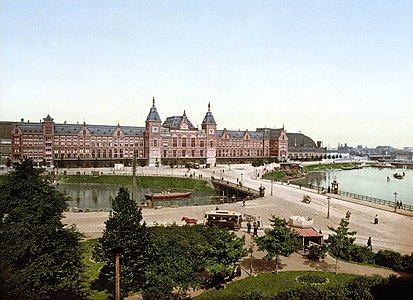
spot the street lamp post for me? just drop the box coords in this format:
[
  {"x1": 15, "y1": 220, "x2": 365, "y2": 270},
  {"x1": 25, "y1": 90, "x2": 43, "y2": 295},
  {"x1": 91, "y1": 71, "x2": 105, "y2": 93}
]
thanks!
[
  {"x1": 249, "y1": 241, "x2": 254, "y2": 276},
  {"x1": 271, "y1": 180, "x2": 273, "y2": 196},
  {"x1": 394, "y1": 192, "x2": 398, "y2": 212},
  {"x1": 327, "y1": 196, "x2": 331, "y2": 219}
]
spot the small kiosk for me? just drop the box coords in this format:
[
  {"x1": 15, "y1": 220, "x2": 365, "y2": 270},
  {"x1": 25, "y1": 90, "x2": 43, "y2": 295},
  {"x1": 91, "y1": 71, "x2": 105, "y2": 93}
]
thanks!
[{"x1": 331, "y1": 179, "x2": 339, "y2": 194}]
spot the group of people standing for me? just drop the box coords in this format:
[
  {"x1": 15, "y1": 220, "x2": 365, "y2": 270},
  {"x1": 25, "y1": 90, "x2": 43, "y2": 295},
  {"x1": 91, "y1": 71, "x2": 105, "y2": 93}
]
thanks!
[
  {"x1": 396, "y1": 201, "x2": 404, "y2": 209},
  {"x1": 246, "y1": 216, "x2": 262, "y2": 237}
]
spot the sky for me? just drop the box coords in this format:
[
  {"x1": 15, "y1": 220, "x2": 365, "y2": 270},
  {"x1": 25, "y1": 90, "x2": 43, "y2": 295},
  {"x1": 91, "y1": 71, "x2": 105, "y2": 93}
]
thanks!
[{"x1": 1, "y1": 0, "x2": 412, "y2": 149}]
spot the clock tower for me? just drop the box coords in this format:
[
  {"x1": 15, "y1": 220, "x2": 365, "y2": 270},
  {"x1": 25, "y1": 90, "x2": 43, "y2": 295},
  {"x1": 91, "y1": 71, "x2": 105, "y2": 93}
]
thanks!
[
  {"x1": 201, "y1": 103, "x2": 217, "y2": 165},
  {"x1": 145, "y1": 97, "x2": 162, "y2": 166}
]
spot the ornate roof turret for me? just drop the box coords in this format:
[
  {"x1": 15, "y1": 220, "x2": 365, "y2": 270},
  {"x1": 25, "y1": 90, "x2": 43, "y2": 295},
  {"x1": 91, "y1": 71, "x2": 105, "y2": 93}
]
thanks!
[
  {"x1": 202, "y1": 102, "x2": 216, "y2": 125},
  {"x1": 146, "y1": 97, "x2": 161, "y2": 122},
  {"x1": 43, "y1": 114, "x2": 54, "y2": 122}
]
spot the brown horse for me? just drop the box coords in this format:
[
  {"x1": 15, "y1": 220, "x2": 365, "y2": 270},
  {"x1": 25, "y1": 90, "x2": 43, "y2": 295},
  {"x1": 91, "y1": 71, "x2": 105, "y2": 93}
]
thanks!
[{"x1": 182, "y1": 217, "x2": 198, "y2": 225}]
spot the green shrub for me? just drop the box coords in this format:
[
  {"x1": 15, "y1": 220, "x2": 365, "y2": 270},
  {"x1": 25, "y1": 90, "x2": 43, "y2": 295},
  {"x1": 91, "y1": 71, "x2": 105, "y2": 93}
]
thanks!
[
  {"x1": 242, "y1": 291, "x2": 264, "y2": 300},
  {"x1": 372, "y1": 275, "x2": 413, "y2": 300},
  {"x1": 307, "y1": 244, "x2": 327, "y2": 261},
  {"x1": 345, "y1": 275, "x2": 382, "y2": 300},
  {"x1": 374, "y1": 250, "x2": 413, "y2": 272},
  {"x1": 348, "y1": 245, "x2": 375, "y2": 264},
  {"x1": 375, "y1": 250, "x2": 402, "y2": 269}
]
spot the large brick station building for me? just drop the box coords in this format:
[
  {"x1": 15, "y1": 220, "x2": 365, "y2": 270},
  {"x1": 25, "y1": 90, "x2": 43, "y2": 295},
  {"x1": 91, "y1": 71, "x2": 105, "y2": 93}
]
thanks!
[{"x1": 10, "y1": 99, "x2": 324, "y2": 167}]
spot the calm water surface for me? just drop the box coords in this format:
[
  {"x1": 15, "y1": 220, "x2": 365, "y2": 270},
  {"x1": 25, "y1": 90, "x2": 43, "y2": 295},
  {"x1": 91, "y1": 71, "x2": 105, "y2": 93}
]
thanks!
[
  {"x1": 57, "y1": 183, "x2": 221, "y2": 211},
  {"x1": 294, "y1": 167, "x2": 413, "y2": 205}
]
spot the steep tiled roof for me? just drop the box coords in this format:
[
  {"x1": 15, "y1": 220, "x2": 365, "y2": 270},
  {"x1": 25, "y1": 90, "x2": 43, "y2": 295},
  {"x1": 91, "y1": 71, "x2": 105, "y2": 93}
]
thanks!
[
  {"x1": 289, "y1": 226, "x2": 323, "y2": 237},
  {"x1": 19, "y1": 124, "x2": 43, "y2": 134},
  {"x1": 54, "y1": 124, "x2": 145, "y2": 137},
  {"x1": 118, "y1": 126, "x2": 145, "y2": 137},
  {"x1": 163, "y1": 116, "x2": 196, "y2": 129},
  {"x1": 146, "y1": 97, "x2": 161, "y2": 122},
  {"x1": 202, "y1": 103, "x2": 216, "y2": 125},
  {"x1": 43, "y1": 114, "x2": 54, "y2": 122},
  {"x1": 54, "y1": 124, "x2": 82, "y2": 135},
  {"x1": 216, "y1": 130, "x2": 265, "y2": 139}
]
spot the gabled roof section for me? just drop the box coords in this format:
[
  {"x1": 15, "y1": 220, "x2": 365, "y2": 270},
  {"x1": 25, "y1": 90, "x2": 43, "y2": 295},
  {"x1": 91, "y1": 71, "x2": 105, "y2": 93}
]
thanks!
[
  {"x1": 257, "y1": 128, "x2": 283, "y2": 139},
  {"x1": 163, "y1": 115, "x2": 196, "y2": 130},
  {"x1": 146, "y1": 97, "x2": 161, "y2": 122},
  {"x1": 202, "y1": 103, "x2": 216, "y2": 125}
]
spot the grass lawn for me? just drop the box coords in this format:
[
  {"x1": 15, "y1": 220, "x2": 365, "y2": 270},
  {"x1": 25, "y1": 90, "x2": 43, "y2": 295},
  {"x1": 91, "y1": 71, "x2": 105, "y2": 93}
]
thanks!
[
  {"x1": 302, "y1": 162, "x2": 362, "y2": 172},
  {"x1": 194, "y1": 271, "x2": 358, "y2": 300},
  {"x1": 57, "y1": 175, "x2": 215, "y2": 193},
  {"x1": 262, "y1": 171, "x2": 287, "y2": 181}
]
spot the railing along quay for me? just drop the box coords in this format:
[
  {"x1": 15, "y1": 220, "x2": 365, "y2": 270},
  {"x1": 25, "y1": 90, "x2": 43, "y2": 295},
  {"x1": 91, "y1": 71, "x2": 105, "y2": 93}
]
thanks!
[{"x1": 296, "y1": 182, "x2": 413, "y2": 212}]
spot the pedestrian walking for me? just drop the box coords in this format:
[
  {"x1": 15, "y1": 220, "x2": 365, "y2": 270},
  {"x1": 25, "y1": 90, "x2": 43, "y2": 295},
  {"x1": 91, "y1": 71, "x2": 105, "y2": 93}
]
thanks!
[
  {"x1": 367, "y1": 237, "x2": 372, "y2": 250},
  {"x1": 257, "y1": 216, "x2": 262, "y2": 229},
  {"x1": 253, "y1": 221, "x2": 258, "y2": 237},
  {"x1": 374, "y1": 214, "x2": 379, "y2": 224},
  {"x1": 247, "y1": 221, "x2": 251, "y2": 234}
]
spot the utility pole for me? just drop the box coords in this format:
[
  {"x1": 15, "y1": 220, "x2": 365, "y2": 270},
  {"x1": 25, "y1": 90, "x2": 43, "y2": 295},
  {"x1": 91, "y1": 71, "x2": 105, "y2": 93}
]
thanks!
[
  {"x1": 327, "y1": 196, "x2": 331, "y2": 219},
  {"x1": 249, "y1": 240, "x2": 254, "y2": 276},
  {"x1": 113, "y1": 246, "x2": 124, "y2": 300},
  {"x1": 131, "y1": 150, "x2": 137, "y2": 201}
]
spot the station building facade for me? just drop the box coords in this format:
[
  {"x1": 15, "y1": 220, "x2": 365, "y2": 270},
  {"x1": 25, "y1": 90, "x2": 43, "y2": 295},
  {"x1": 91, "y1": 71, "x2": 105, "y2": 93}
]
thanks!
[{"x1": 10, "y1": 99, "x2": 324, "y2": 167}]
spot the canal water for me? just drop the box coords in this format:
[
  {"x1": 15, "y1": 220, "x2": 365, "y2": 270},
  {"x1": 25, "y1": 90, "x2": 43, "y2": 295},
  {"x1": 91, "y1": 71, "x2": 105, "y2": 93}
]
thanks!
[
  {"x1": 56, "y1": 183, "x2": 222, "y2": 211},
  {"x1": 294, "y1": 167, "x2": 413, "y2": 205}
]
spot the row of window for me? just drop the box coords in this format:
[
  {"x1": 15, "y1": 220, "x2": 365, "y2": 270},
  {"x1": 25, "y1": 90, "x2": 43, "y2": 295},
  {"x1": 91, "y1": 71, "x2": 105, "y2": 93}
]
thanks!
[
  {"x1": 162, "y1": 149, "x2": 205, "y2": 158},
  {"x1": 217, "y1": 149, "x2": 264, "y2": 157}
]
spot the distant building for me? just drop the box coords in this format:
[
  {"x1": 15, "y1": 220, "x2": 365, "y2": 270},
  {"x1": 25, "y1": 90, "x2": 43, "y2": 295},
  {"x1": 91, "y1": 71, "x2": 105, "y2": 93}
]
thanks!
[
  {"x1": 0, "y1": 121, "x2": 16, "y2": 166},
  {"x1": 8, "y1": 99, "x2": 324, "y2": 167}
]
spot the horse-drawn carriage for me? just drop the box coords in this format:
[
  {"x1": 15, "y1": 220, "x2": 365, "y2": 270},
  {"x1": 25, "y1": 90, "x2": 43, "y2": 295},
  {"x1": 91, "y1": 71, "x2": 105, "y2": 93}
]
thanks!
[{"x1": 302, "y1": 195, "x2": 311, "y2": 204}]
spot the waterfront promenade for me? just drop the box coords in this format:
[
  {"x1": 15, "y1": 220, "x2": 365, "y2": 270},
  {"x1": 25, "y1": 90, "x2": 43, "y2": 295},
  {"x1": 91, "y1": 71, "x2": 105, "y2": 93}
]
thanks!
[{"x1": 63, "y1": 163, "x2": 413, "y2": 255}]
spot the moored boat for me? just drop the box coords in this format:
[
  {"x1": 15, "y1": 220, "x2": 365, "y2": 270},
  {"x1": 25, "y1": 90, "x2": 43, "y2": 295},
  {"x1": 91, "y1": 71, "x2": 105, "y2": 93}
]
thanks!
[
  {"x1": 144, "y1": 191, "x2": 192, "y2": 200},
  {"x1": 393, "y1": 172, "x2": 405, "y2": 179}
]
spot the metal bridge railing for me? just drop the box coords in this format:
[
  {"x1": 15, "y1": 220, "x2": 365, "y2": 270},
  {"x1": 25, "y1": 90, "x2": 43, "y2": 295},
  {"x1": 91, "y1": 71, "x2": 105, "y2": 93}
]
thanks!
[{"x1": 296, "y1": 182, "x2": 413, "y2": 212}]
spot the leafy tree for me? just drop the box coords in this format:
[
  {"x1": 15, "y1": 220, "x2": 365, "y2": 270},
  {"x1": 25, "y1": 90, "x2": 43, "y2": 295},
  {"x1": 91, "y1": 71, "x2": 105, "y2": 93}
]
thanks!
[
  {"x1": 0, "y1": 160, "x2": 84, "y2": 299},
  {"x1": 143, "y1": 225, "x2": 246, "y2": 299},
  {"x1": 326, "y1": 218, "x2": 357, "y2": 274},
  {"x1": 255, "y1": 216, "x2": 301, "y2": 274},
  {"x1": 93, "y1": 187, "x2": 150, "y2": 298}
]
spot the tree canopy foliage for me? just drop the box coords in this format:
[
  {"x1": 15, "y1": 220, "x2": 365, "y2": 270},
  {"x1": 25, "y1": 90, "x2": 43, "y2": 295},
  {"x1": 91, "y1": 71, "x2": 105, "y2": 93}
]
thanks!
[
  {"x1": 93, "y1": 187, "x2": 151, "y2": 298},
  {"x1": 144, "y1": 225, "x2": 247, "y2": 299},
  {"x1": 93, "y1": 187, "x2": 247, "y2": 299},
  {"x1": 255, "y1": 216, "x2": 301, "y2": 274},
  {"x1": 0, "y1": 160, "x2": 84, "y2": 299},
  {"x1": 326, "y1": 218, "x2": 357, "y2": 273}
]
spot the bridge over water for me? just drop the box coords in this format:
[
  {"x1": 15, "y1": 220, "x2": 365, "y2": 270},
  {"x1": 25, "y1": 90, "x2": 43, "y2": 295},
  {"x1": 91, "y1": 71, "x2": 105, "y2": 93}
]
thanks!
[{"x1": 210, "y1": 178, "x2": 265, "y2": 200}]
